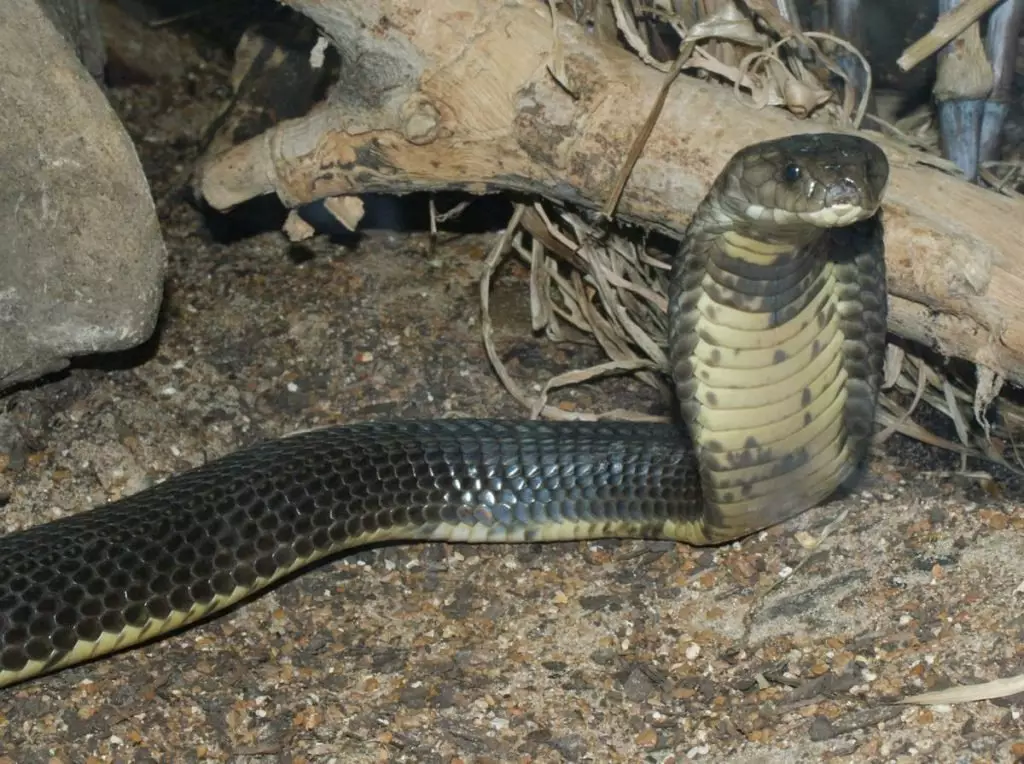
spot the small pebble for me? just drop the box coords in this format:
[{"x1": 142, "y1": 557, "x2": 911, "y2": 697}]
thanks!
[{"x1": 808, "y1": 715, "x2": 836, "y2": 741}]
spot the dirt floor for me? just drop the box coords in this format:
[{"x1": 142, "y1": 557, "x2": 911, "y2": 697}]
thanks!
[{"x1": 2, "y1": 5, "x2": 1024, "y2": 763}]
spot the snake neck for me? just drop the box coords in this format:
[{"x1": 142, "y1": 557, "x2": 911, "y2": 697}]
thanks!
[{"x1": 667, "y1": 210, "x2": 884, "y2": 542}]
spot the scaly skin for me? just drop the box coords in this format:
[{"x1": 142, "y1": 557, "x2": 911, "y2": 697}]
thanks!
[{"x1": 0, "y1": 133, "x2": 889, "y2": 688}]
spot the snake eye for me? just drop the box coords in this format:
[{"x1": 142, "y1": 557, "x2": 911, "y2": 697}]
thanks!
[{"x1": 783, "y1": 163, "x2": 802, "y2": 183}]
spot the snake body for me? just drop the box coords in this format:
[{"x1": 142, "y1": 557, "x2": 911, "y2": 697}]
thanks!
[{"x1": 0, "y1": 133, "x2": 889, "y2": 688}]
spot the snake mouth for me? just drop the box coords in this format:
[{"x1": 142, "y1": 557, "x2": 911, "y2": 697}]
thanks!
[{"x1": 743, "y1": 202, "x2": 872, "y2": 228}]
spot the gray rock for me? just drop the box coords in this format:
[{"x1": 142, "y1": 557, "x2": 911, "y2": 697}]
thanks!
[
  {"x1": 0, "y1": 0, "x2": 165, "y2": 391},
  {"x1": 36, "y1": 0, "x2": 106, "y2": 81}
]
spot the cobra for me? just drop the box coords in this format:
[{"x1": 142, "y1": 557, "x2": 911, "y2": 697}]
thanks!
[{"x1": 0, "y1": 132, "x2": 889, "y2": 688}]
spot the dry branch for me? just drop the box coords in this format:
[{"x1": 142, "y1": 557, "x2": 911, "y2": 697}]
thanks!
[{"x1": 197, "y1": 0, "x2": 1024, "y2": 386}]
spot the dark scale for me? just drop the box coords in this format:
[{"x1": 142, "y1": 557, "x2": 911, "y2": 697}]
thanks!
[{"x1": 0, "y1": 420, "x2": 703, "y2": 675}]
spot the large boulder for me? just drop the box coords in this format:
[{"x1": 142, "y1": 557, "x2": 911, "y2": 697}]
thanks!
[{"x1": 0, "y1": 0, "x2": 165, "y2": 390}]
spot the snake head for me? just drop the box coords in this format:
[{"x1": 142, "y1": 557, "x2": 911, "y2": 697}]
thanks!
[{"x1": 711, "y1": 133, "x2": 889, "y2": 231}]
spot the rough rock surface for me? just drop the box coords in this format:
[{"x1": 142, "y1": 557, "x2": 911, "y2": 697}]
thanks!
[
  {"x1": 37, "y1": 0, "x2": 107, "y2": 81},
  {"x1": 0, "y1": 0, "x2": 164, "y2": 391}
]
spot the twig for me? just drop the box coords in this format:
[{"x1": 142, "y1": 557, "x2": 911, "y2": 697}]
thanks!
[
  {"x1": 600, "y1": 38, "x2": 697, "y2": 220},
  {"x1": 897, "y1": 0, "x2": 1004, "y2": 71}
]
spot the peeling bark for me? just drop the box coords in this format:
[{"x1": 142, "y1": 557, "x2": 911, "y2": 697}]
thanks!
[{"x1": 197, "y1": 0, "x2": 1024, "y2": 385}]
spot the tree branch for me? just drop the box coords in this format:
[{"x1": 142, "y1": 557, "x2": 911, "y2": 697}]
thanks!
[{"x1": 197, "y1": 0, "x2": 1024, "y2": 385}]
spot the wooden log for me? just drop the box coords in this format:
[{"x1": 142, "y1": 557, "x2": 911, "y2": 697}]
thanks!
[{"x1": 196, "y1": 0, "x2": 1024, "y2": 385}]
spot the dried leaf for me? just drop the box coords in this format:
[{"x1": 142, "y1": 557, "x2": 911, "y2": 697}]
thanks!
[{"x1": 900, "y1": 673, "x2": 1024, "y2": 705}]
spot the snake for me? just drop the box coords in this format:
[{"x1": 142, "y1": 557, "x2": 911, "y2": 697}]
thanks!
[{"x1": 0, "y1": 133, "x2": 889, "y2": 688}]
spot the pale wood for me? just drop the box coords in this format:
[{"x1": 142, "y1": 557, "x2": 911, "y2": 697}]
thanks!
[
  {"x1": 197, "y1": 0, "x2": 1024, "y2": 386},
  {"x1": 897, "y1": 0, "x2": 1002, "y2": 72}
]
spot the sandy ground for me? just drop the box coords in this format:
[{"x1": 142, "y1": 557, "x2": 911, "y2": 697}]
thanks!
[{"x1": 2, "y1": 6, "x2": 1024, "y2": 763}]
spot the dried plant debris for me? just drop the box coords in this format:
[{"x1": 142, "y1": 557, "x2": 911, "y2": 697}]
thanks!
[
  {"x1": 488, "y1": 1, "x2": 1024, "y2": 481},
  {"x1": 590, "y1": 0, "x2": 1024, "y2": 187},
  {"x1": 481, "y1": 197, "x2": 1024, "y2": 481},
  {"x1": 900, "y1": 672, "x2": 1024, "y2": 705},
  {"x1": 597, "y1": 0, "x2": 869, "y2": 127}
]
